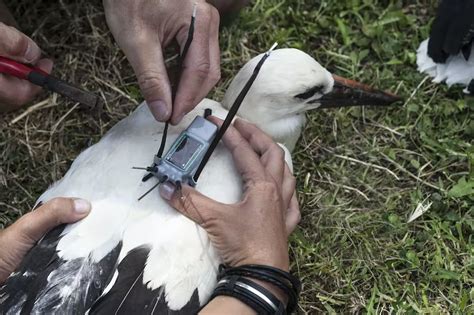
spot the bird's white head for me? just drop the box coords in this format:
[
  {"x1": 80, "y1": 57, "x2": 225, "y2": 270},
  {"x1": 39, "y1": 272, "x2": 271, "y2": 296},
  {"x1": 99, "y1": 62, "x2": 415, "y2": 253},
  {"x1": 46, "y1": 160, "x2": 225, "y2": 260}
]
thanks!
[{"x1": 222, "y1": 48, "x2": 400, "y2": 151}]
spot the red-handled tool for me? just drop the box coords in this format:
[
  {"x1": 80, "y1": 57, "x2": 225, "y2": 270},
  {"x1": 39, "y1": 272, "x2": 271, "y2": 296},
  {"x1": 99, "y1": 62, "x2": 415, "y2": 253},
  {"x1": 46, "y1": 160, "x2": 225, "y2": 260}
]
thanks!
[{"x1": 0, "y1": 56, "x2": 99, "y2": 109}]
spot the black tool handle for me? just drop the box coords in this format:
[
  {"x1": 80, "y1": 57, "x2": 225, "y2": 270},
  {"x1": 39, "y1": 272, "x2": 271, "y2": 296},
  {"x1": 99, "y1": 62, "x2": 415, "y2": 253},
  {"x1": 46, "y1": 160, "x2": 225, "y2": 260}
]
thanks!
[{"x1": 28, "y1": 71, "x2": 98, "y2": 109}]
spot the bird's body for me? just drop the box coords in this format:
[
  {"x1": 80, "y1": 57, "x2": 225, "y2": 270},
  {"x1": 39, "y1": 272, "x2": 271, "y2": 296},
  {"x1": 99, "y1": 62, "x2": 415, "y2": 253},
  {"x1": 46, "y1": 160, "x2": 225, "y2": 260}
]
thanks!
[
  {"x1": 0, "y1": 49, "x2": 399, "y2": 314},
  {"x1": 1, "y1": 100, "x2": 248, "y2": 314},
  {"x1": 416, "y1": 0, "x2": 474, "y2": 93}
]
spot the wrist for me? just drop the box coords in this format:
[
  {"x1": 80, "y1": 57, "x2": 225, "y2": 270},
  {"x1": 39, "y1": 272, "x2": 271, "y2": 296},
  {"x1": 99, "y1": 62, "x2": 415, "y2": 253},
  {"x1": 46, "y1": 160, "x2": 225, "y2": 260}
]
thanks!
[
  {"x1": 234, "y1": 253, "x2": 290, "y2": 302},
  {"x1": 232, "y1": 253, "x2": 290, "y2": 305},
  {"x1": 236, "y1": 253, "x2": 290, "y2": 272},
  {"x1": 200, "y1": 295, "x2": 256, "y2": 314}
]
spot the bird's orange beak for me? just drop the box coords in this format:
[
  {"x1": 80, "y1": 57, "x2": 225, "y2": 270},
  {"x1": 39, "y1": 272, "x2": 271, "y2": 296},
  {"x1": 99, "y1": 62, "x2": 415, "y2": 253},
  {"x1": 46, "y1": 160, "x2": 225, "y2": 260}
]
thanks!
[{"x1": 315, "y1": 74, "x2": 402, "y2": 108}]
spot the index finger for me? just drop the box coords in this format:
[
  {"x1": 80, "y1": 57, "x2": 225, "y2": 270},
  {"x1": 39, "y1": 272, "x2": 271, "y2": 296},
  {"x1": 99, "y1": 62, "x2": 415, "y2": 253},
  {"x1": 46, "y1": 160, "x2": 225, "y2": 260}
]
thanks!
[
  {"x1": 234, "y1": 118, "x2": 279, "y2": 156},
  {"x1": 171, "y1": 5, "x2": 214, "y2": 125},
  {"x1": 207, "y1": 116, "x2": 266, "y2": 182},
  {"x1": 234, "y1": 118, "x2": 286, "y2": 185}
]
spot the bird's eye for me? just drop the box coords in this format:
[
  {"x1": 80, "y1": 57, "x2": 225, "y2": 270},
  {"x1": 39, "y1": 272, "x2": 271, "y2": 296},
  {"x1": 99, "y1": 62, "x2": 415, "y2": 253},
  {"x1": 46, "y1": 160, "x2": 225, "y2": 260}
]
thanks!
[{"x1": 295, "y1": 85, "x2": 325, "y2": 99}]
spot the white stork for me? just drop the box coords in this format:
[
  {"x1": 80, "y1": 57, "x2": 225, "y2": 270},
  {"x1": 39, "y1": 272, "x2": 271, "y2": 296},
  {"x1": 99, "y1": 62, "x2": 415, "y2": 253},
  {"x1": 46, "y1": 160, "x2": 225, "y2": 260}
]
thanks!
[
  {"x1": 417, "y1": 0, "x2": 474, "y2": 93},
  {"x1": 0, "y1": 48, "x2": 399, "y2": 314}
]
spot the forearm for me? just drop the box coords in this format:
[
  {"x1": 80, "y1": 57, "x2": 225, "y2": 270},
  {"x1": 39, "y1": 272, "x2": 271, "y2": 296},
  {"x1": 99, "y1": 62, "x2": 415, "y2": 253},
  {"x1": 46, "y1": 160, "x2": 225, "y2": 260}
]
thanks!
[
  {"x1": 0, "y1": 0, "x2": 17, "y2": 27},
  {"x1": 200, "y1": 296, "x2": 256, "y2": 315}
]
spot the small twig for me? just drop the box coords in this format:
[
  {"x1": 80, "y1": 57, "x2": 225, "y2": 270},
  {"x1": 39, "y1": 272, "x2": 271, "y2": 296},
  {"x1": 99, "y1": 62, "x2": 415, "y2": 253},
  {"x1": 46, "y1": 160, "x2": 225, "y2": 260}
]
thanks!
[
  {"x1": 12, "y1": 180, "x2": 34, "y2": 199},
  {"x1": 23, "y1": 117, "x2": 36, "y2": 166},
  {"x1": 317, "y1": 178, "x2": 370, "y2": 201},
  {"x1": 164, "y1": 54, "x2": 179, "y2": 64},
  {"x1": 93, "y1": 76, "x2": 139, "y2": 105},
  {"x1": 380, "y1": 153, "x2": 445, "y2": 192},
  {"x1": 334, "y1": 154, "x2": 400, "y2": 180},
  {"x1": 9, "y1": 98, "x2": 55, "y2": 125},
  {"x1": 0, "y1": 167, "x2": 6, "y2": 187},
  {"x1": 296, "y1": 135, "x2": 320, "y2": 155},
  {"x1": 50, "y1": 103, "x2": 80, "y2": 136},
  {"x1": 403, "y1": 75, "x2": 429, "y2": 107},
  {"x1": 0, "y1": 201, "x2": 22, "y2": 213},
  {"x1": 368, "y1": 122, "x2": 404, "y2": 137},
  {"x1": 59, "y1": 0, "x2": 73, "y2": 18}
]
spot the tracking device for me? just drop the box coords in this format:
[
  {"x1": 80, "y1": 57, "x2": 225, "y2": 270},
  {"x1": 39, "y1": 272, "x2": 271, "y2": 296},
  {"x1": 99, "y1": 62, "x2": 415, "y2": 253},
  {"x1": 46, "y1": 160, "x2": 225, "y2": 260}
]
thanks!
[
  {"x1": 133, "y1": 2, "x2": 276, "y2": 201},
  {"x1": 136, "y1": 41, "x2": 277, "y2": 201},
  {"x1": 149, "y1": 115, "x2": 217, "y2": 187}
]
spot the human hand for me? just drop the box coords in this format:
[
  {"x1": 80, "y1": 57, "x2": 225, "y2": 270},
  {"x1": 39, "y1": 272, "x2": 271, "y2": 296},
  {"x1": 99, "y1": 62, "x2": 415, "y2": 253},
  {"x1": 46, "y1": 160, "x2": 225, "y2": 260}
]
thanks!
[
  {"x1": 0, "y1": 198, "x2": 91, "y2": 284},
  {"x1": 103, "y1": 0, "x2": 221, "y2": 124},
  {"x1": 0, "y1": 22, "x2": 53, "y2": 112},
  {"x1": 159, "y1": 118, "x2": 300, "y2": 271}
]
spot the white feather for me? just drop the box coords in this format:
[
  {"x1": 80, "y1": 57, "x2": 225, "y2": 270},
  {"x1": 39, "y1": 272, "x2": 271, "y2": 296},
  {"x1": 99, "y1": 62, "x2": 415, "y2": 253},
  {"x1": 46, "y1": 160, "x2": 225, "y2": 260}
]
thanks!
[
  {"x1": 407, "y1": 196, "x2": 432, "y2": 223},
  {"x1": 416, "y1": 38, "x2": 474, "y2": 89}
]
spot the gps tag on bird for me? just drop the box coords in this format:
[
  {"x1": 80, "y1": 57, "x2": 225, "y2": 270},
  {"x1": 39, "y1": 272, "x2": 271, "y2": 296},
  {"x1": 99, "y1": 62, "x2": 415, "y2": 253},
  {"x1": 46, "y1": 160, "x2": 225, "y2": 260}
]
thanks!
[
  {"x1": 136, "y1": 43, "x2": 276, "y2": 201},
  {"x1": 149, "y1": 115, "x2": 217, "y2": 187}
]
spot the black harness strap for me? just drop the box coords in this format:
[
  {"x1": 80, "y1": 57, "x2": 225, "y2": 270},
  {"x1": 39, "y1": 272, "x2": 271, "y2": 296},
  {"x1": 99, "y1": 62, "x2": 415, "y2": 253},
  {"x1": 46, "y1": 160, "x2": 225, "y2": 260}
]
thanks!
[
  {"x1": 193, "y1": 43, "x2": 277, "y2": 182},
  {"x1": 156, "y1": 6, "x2": 196, "y2": 159}
]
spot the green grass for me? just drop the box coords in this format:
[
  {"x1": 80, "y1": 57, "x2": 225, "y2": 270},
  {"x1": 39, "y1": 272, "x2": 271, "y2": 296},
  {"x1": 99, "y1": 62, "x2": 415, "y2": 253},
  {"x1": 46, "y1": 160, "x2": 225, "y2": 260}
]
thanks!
[{"x1": 1, "y1": 0, "x2": 473, "y2": 313}]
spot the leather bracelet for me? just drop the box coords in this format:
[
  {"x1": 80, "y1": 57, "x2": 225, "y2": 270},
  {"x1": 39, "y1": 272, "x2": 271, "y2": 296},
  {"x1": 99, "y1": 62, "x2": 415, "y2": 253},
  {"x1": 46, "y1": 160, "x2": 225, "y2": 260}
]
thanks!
[
  {"x1": 219, "y1": 265, "x2": 301, "y2": 296},
  {"x1": 222, "y1": 267, "x2": 298, "y2": 306},
  {"x1": 211, "y1": 275, "x2": 286, "y2": 314},
  {"x1": 241, "y1": 265, "x2": 301, "y2": 293},
  {"x1": 227, "y1": 271, "x2": 296, "y2": 313},
  {"x1": 217, "y1": 264, "x2": 301, "y2": 313}
]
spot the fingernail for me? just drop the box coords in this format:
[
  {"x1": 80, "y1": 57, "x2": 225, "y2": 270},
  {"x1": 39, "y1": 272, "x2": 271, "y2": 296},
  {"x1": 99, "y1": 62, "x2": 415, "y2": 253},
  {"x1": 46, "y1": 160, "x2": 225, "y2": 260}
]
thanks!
[
  {"x1": 73, "y1": 199, "x2": 91, "y2": 214},
  {"x1": 159, "y1": 182, "x2": 176, "y2": 200},
  {"x1": 149, "y1": 100, "x2": 169, "y2": 121},
  {"x1": 24, "y1": 42, "x2": 38, "y2": 63}
]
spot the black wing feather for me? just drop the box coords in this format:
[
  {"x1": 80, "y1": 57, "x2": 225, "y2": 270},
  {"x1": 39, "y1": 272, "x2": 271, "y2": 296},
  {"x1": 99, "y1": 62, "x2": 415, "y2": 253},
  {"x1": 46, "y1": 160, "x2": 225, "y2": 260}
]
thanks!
[
  {"x1": 0, "y1": 224, "x2": 66, "y2": 313},
  {"x1": 442, "y1": 1, "x2": 474, "y2": 56},
  {"x1": 428, "y1": 0, "x2": 474, "y2": 62},
  {"x1": 0, "y1": 225, "x2": 122, "y2": 314},
  {"x1": 89, "y1": 246, "x2": 201, "y2": 314}
]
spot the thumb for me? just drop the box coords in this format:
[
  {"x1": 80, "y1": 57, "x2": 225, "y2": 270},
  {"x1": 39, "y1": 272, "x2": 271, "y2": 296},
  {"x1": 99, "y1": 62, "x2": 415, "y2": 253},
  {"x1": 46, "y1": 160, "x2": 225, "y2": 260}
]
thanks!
[
  {"x1": 123, "y1": 40, "x2": 172, "y2": 122},
  {"x1": 159, "y1": 182, "x2": 221, "y2": 226},
  {"x1": 0, "y1": 22, "x2": 41, "y2": 64},
  {"x1": 12, "y1": 198, "x2": 91, "y2": 242}
]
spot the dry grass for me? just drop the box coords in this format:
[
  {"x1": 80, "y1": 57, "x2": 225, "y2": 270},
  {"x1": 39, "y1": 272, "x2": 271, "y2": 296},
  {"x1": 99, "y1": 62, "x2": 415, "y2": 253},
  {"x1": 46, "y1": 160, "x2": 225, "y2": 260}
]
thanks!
[
  {"x1": 1, "y1": 0, "x2": 135, "y2": 222},
  {"x1": 1, "y1": 0, "x2": 473, "y2": 313}
]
